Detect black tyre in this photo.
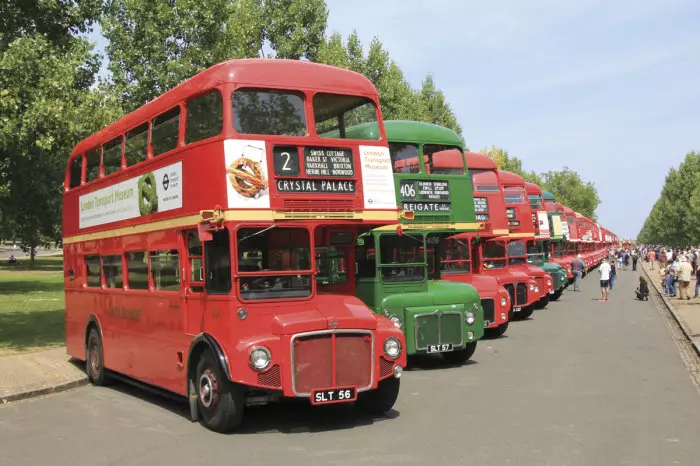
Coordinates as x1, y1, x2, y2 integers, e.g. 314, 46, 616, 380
86, 327, 108, 386
550, 288, 564, 301
442, 341, 477, 365
513, 306, 535, 321
357, 376, 400, 415
534, 295, 550, 310
195, 350, 245, 433
484, 322, 508, 338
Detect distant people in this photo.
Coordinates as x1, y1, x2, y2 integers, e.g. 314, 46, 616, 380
636, 276, 649, 301
609, 257, 617, 290
571, 254, 585, 291
677, 256, 693, 300
648, 250, 656, 269
599, 258, 611, 302
8, 254, 17, 265
632, 250, 639, 271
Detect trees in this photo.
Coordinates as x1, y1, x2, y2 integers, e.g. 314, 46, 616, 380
481, 146, 600, 219
637, 151, 700, 246
102, 0, 329, 111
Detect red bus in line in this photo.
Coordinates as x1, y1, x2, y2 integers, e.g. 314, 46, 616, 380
63, 59, 407, 432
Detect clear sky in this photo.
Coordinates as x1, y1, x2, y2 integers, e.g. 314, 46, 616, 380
87, 0, 700, 239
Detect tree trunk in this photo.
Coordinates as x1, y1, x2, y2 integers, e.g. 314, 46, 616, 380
30, 245, 36, 264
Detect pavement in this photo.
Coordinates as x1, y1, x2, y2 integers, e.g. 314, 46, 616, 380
0, 347, 87, 403
1, 270, 699, 465
641, 261, 700, 356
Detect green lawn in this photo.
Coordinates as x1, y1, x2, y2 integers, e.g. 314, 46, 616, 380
0, 256, 65, 356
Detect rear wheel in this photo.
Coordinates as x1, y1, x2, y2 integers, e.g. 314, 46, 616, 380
513, 306, 535, 321
442, 342, 477, 365
484, 322, 508, 338
86, 328, 108, 386
357, 377, 400, 415
195, 350, 245, 433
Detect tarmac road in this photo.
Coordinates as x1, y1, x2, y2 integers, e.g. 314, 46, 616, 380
2, 270, 700, 466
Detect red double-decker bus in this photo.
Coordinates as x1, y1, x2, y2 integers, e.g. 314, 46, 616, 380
63, 59, 407, 432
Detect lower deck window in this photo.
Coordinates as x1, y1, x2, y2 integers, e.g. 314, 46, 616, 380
102, 255, 123, 289
126, 252, 149, 290
85, 256, 101, 287
150, 250, 180, 291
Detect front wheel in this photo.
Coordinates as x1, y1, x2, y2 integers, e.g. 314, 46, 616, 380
550, 288, 564, 301
356, 377, 400, 415
442, 342, 477, 365
195, 350, 245, 433
485, 322, 508, 338
534, 295, 550, 310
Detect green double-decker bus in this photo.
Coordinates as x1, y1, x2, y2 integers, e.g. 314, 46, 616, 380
343, 121, 486, 363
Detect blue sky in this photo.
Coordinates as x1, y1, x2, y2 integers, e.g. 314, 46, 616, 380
87, 0, 700, 239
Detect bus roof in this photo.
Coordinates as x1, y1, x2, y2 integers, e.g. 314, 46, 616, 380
525, 182, 543, 195
497, 170, 526, 185
71, 59, 377, 157
465, 152, 497, 170
343, 120, 463, 146
542, 191, 556, 201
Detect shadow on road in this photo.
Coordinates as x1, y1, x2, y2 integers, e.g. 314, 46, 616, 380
103, 377, 400, 435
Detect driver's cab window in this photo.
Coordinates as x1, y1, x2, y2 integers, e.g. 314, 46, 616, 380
527, 241, 545, 263
508, 241, 527, 265
355, 234, 376, 279
236, 227, 312, 300
315, 230, 355, 287
424, 145, 465, 175
439, 236, 471, 275
205, 229, 231, 294
379, 233, 425, 282
483, 241, 507, 269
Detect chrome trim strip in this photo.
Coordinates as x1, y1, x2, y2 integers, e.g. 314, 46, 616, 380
289, 329, 375, 397
413, 310, 464, 351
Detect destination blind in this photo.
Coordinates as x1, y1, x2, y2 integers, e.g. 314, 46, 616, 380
303, 147, 354, 177
399, 179, 451, 212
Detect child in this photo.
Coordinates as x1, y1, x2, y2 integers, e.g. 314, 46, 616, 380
636, 276, 649, 301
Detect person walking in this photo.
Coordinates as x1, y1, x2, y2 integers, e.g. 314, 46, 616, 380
632, 249, 639, 271
648, 249, 656, 269
677, 256, 693, 300
571, 254, 585, 291
599, 258, 611, 301
609, 257, 617, 290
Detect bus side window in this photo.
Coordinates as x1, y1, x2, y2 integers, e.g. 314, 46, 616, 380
101, 255, 123, 289
150, 250, 180, 291
102, 136, 123, 175
126, 251, 149, 290
69, 156, 82, 189
85, 255, 102, 287
151, 106, 180, 156
205, 229, 231, 294
125, 123, 149, 166
355, 236, 376, 279
85, 147, 101, 182
186, 90, 223, 144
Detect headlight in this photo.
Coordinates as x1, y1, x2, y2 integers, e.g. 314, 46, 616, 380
500, 297, 507, 307
466, 311, 475, 325
249, 346, 271, 371
390, 315, 403, 329
384, 337, 401, 359
529, 283, 535, 291
547, 279, 552, 286
535, 286, 540, 293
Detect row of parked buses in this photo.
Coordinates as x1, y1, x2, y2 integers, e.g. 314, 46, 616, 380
62, 60, 619, 432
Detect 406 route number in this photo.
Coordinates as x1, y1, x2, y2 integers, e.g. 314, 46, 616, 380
400, 183, 416, 198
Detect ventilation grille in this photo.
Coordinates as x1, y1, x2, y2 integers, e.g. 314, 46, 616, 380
257, 364, 281, 388
380, 357, 394, 379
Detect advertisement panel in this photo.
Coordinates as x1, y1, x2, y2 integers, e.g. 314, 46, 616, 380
79, 162, 182, 229
359, 145, 397, 210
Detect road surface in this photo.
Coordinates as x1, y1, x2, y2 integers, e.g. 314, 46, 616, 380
1, 270, 700, 465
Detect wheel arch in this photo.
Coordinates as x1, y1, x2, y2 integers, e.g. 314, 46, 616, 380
84, 315, 103, 358
187, 333, 232, 382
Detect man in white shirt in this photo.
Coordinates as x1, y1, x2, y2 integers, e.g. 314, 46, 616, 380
598, 258, 612, 301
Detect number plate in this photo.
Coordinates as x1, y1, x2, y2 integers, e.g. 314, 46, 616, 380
549, 290, 555, 294
513, 306, 522, 312
311, 387, 357, 405
426, 343, 454, 353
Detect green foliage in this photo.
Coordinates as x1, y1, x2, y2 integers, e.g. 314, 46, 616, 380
638, 151, 700, 246
317, 31, 462, 135
103, 0, 329, 111
481, 146, 600, 219
0, 34, 122, 255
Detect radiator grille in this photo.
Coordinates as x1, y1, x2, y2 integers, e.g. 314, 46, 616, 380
292, 332, 372, 395
414, 312, 463, 350
516, 283, 528, 305
481, 298, 495, 324
504, 284, 515, 307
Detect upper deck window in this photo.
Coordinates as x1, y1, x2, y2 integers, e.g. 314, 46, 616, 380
528, 194, 542, 209
388, 143, 420, 173
470, 169, 499, 192
85, 147, 101, 182
504, 189, 525, 204
232, 89, 306, 136
125, 123, 148, 166
186, 90, 223, 143
424, 145, 465, 175
69, 156, 82, 189
151, 107, 180, 156
236, 227, 312, 300
102, 136, 123, 175
314, 93, 379, 140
